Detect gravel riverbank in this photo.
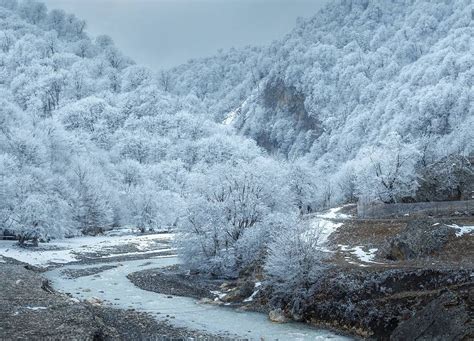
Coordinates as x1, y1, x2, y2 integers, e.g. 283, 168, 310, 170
127, 265, 225, 300
0, 260, 225, 340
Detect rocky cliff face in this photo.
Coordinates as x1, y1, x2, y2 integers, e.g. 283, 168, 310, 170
235, 79, 322, 158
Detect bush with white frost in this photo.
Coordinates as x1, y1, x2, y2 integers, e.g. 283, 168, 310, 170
265, 216, 328, 294
177, 159, 292, 276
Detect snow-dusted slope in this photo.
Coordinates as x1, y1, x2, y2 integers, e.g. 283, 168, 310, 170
160, 0, 474, 210
170, 0, 474, 179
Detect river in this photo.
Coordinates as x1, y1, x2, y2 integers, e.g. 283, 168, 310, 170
46, 255, 351, 340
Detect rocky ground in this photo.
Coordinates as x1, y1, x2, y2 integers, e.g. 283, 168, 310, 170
0, 248, 225, 340
273, 216, 474, 340
127, 265, 225, 300
288, 267, 473, 340
61, 265, 119, 279
2, 215, 473, 340
128, 215, 474, 340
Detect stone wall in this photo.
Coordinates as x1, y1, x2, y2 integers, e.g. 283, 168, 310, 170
357, 200, 474, 218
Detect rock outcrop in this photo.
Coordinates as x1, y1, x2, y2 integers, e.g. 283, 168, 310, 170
383, 220, 457, 260
236, 78, 322, 157
266, 267, 473, 339
391, 290, 473, 341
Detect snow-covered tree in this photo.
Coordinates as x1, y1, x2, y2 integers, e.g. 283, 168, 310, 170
178, 158, 292, 275
265, 215, 328, 293
354, 132, 421, 203
68, 160, 112, 235
127, 184, 184, 233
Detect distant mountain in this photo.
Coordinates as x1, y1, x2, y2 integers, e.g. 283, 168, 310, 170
163, 0, 473, 204
168, 0, 473, 163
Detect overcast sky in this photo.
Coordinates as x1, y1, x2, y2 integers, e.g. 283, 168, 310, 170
42, 0, 329, 70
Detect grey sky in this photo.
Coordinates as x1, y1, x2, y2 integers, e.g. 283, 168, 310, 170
42, 0, 329, 71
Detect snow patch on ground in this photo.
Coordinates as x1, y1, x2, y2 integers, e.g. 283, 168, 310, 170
243, 282, 263, 302
339, 245, 382, 266
446, 224, 474, 237
222, 110, 238, 125
0, 244, 77, 266
223, 86, 265, 126
308, 206, 350, 247
98, 248, 176, 259
210, 290, 228, 301
315, 206, 351, 220
243, 290, 260, 302
0, 233, 174, 267
312, 220, 343, 246
222, 96, 254, 126
346, 260, 369, 268
25, 306, 48, 311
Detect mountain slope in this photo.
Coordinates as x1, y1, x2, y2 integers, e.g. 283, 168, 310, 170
167, 0, 473, 161
165, 0, 473, 204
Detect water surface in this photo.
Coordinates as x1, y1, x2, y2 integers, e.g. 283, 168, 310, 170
46, 256, 351, 340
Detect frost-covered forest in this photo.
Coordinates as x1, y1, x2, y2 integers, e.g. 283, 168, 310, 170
0, 0, 472, 280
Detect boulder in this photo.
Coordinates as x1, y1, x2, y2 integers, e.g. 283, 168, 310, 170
85, 297, 103, 306
221, 281, 254, 303
269, 309, 288, 323
384, 220, 456, 260
197, 298, 216, 305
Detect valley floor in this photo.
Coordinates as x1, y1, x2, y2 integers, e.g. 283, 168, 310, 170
0, 229, 348, 340
0, 234, 225, 340
1, 211, 473, 340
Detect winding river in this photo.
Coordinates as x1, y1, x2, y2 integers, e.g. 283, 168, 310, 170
46, 256, 351, 340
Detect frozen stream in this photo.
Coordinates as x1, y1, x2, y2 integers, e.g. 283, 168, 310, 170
46, 256, 350, 340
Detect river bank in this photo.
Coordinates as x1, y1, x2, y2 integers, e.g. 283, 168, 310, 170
1, 215, 472, 340
128, 262, 473, 340
0, 259, 221, 340
127, 215, 474, 340
0, 231, 348, 339
43, 256, 348, 340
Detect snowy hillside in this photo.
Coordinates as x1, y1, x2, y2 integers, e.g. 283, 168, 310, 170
0, 0, 472, 278
168, 0, 473, 159
166, 0, 473, 204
